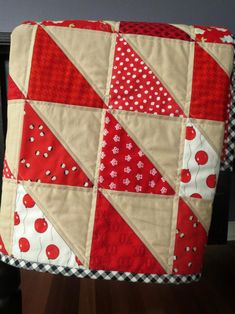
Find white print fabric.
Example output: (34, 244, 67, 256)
(179, 119, 220, 200)
(12, 184, 80, 268)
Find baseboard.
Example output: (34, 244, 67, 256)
(228, 221, 235, 241)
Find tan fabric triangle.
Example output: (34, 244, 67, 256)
(10, 24, 36, 95)
(45, 26, 113, 102)
(24, 182, 93, 264)
(170, 24, 194, 38)
(122, 33, 192, 115)
(192, 118, 225, 155)
(101, 188, 173, 272)
(111, 109, 183, 189)
(31, 101, 102, 181)
(198, 42, 234, 76)
(5, 101, 25, 178)
(183, 196, 213, 232)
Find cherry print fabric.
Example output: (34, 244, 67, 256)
(0, 19, 234, 284)
(179, 119, 220, 200)
(12, 184, 81, 267)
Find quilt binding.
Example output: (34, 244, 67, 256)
(220, 34, 235, 171)
(0, 253, 201, 284)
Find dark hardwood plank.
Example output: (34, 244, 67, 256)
(20, 241, 235, 314)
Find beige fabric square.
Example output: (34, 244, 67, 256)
(111, 109, 183, 190)
(5, 101, 25, 178)
(24, 181, 93, 264)
(0, 180, 17, 254)
(30, 101, 103, 181)
(101, 188, 174, 273)
(122, 34, 193, 115)
(9, 24, 37, 95)
(44, 26, 114, 102)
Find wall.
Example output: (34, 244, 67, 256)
(0, 0, 235, 32)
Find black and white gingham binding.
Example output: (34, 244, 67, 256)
(220, 35, 235, 172)
(0, 253, 201, 285)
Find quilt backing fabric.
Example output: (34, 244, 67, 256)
(0, 20, 234, 284)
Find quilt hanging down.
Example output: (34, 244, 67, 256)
(0, 20, 234, 284)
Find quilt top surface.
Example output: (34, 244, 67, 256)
(0, 19, 234, 284)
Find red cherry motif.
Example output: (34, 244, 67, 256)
(14, 212, 20, 225)
(206, 174, 216, 188)
(23, 194, 35, 208)
(19, 237, 30, 252)
(186, 126, 196, 140)
(34, 218, 48, 233)
(181, 169, 191, 183)
(46, 244, 60, 260)
(195, 150, 208, 165)
(190, 193, 202, 199)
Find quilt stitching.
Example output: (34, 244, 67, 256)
(0, 19, 234, 284)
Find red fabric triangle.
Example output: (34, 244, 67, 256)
(0, 236, 8, 255)
(8, 76, 25, 100)
(18, 102, 93, 187)
(190, 43, 230, 121)
(28, 26, 105, 108)
(172, 198, 207, 274)
(98, 111, 175, 195)
(108, 34, 185, 117)
(3, 159, 15, 179)
(90, 191, 166, 274)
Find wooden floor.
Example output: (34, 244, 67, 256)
(20, 241, 235, 314)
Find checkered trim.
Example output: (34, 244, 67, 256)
(0, 253, 201, 284)
(220, 35, 235, 172)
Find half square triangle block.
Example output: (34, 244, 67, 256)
(1, 19, 234, 285)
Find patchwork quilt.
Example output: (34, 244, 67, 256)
(0, 20, 234, 284)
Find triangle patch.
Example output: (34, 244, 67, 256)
(24, 182, 92, 264)
(111, 109, 182, 188)
(18, 102, 93, 187)
(46, 25, 112, 99)
(89, 190, 166, 274)
(0, 236, 8, 255)
(12, 184, 85, 266)
(122, 33, 190, 114)
(3, 159, 15, 180)
(190, 43, 230, 121)
(198, 42, 234, 76)
(8, 76, 25, 100)
(28, 26, 105, 108)
(101, 188, 173, 272)
(192, 118, 224, 155)
(172, 198, 207, 274)
(98, 111, 175, 195)
(30, 101, 103, 181)
(109, 34, 185, 117)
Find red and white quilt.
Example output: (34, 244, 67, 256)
(0, 20, 234, 284)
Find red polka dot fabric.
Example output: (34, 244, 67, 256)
(109, 34, 185, 117)
(0, 19, 233, 284)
